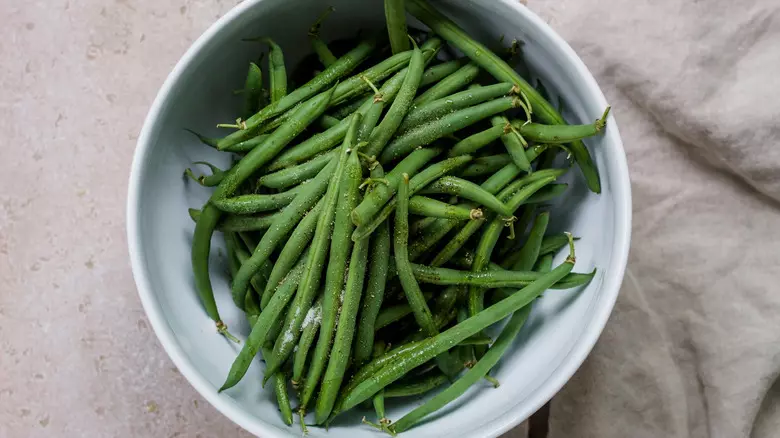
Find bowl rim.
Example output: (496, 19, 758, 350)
(126, 0, 632, 437)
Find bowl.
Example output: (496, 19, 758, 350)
(127, 0, 631, 436)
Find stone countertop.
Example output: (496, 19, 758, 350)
(0, 1, 532, 436)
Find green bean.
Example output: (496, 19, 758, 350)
(258, 149, 338, 190)
(292, 296, 323, 385)
(314, 192, 371, 423)
(406, 0, 602, 193)
(512, 107, 610, 143)
(379, 96, 523, 163)
(332, 236, 577, 416)
(231, 233, 272, 310)
(266, 119, 350, 171)
(501, 233, 577, 270)
(187, 208, 280, 232)
(300, 133, 363, 411)
(184, 129, 220, 149)
(218, 253, 307, 392)
(429, 213, 486, 267)
(409, 216, 438, 236)
(385, 0, 410, 54)
(352, 155, 471, 241)
(409, 264, 592, 289)
(217, 37, 376, 149)
(364, 39, 424, 159)
(336, 340, 426, 407)
(399, 82, 515, 134)
(536, 253, 554, 273)
(525, 183, 568, 204)
(265, 113, 362, 380)
(413, 62, 481, 106)
(409, 196, 482, 221)
(309, 7, 338, 67)
(457, 154, 512, 178)
(384, 371, 448, 398)
(419, 59, 467, 87)
(270, 369, 293, 426)
(492, 115, 531, 172)
(185, 161, 226, 187)
(319, 114, 342, 129)
(217, 133, 271, 153)
(418, 176, 513, 217)
(390, 305, 532, 432)
(395, 174, 438, 336)
(350, 147, 441, 226)
(263, 38, 287, 103)
(513, 212, 550, 271)
(447, 125, 505, 157)
(190, 205, 236, 339)
(212, 185, 301, 215)
(373, 390, 387, 423)
(261, 198, 324, 309)
(227, 159, 335, 302)
(331, 95, 371, 119)
(459, 333, 493, 346)
(353, 168, 392, 366)
(241, 62, 263, 119)
(374, 303, 413, 330)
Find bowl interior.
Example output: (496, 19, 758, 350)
(128, 0, 630, 437)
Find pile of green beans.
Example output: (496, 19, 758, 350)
(184, 1, 608, 433)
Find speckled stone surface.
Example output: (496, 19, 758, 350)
(0, 1, 533, 436)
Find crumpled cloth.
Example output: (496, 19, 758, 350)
(508, 0, 780, 437)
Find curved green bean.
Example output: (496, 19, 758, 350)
(419, 176, 513, 217)
(512, 107, 610, 143)
(258, 148, 338, 189)
(385, 0, 410, 54)
(413, 62, 481, 106)
(492, 115, 531, 172)
(292, 296, 323, 385)
(409, 196, 482, 221)
(185, 161, 226, 187)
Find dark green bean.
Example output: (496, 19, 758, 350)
(211, 185, 301, 215)
(448, 125, 505, 157)
(525, 183, 568, 204)
(512, 212, 550, 271)
(185, 161, 226, 187)
(364, 40, 424, 158)
(406, 0, 602, 193)
(258, 148, 338, 190)
(271, 368, 293, 426)
(379, 96, 523, 163)
(353, 166, 392, 366)
(187, 208, 280, 232)
(261, 198, 324, 309)
(413, 62, 481, 106)
(385, 0, 410, 54)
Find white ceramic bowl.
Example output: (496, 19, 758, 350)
(127, 0, 631, 436)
